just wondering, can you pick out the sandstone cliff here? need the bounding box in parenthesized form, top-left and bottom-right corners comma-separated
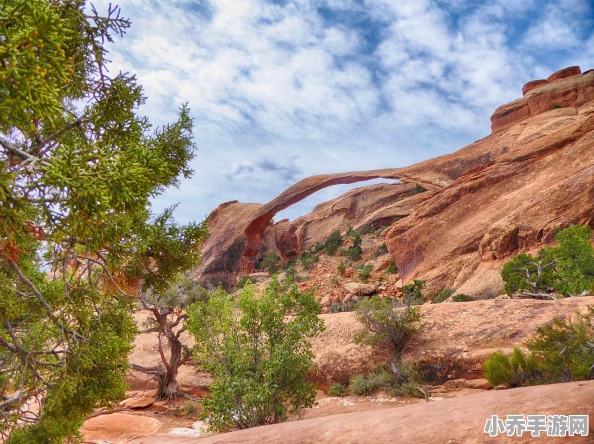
(196, 66, 594, 297)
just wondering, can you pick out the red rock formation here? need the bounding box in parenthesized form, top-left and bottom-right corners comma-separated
(197, 66, 594, 296)
(490, 66, 594, 133)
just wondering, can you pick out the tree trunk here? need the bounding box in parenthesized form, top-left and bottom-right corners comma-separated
(159, 334, 183, 400)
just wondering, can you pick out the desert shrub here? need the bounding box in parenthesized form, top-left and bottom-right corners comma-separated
(179, 400, 204, 418)
(300, 252, 320, 269)
(259, 251, 280, 273)
(324, 231, 343, 255)
(237, 275, 255, 289)
(283, 263, 297, 280)
(431, 288, 453, 303)
(356, 263, 372, 282)
(330, 301, 356, 313)
(349, 374, 377, 396)
(349, 365, 425, 398)
(355, 296, 423, 374)
(415, 184, 428, 194)
(484, 308, 594, 387)
(452, 293, 473, 302)
(342, 233, 363, 261)
(313, 243, 325, 254)
(527, 309, 594, 382)
(401, 280, 425, 305)
(328, 384, 347, 397)
(384, 363, 426, 398)
(344, 245, 362, 261)
(337, 260, 347, 276)
(377, 243, 389, 255)
(484, 347, 540, 387)
(551, 103, 562, 109)
(188, 278, 325, 433)
(501, 225, 594, 297)
(385, 260, 398, 274)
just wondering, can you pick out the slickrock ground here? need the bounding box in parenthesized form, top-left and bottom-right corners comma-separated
(313, 297, 594, 384)
(124, 381, 594, 444)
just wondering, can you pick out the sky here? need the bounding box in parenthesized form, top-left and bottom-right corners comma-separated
(92, 0, 594, 223)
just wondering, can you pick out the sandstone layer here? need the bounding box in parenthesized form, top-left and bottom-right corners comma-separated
(127, 380, 594, 443)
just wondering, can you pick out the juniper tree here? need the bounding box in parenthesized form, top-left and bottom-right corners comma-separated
(0, 1, 205, 441)
(501, 225, 594, 297)
(132, 274, 209, 400)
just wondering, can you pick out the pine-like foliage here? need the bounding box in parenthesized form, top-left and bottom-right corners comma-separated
(187, 278, 325, 433)
(0, 1, 206, 441)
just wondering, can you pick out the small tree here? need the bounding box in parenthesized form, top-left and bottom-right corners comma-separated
(324, 231, 343, 255)
(132, 274, 208, 399)
(187, 278, 325, 432)
(501, 250, 556, 297)
(501, 225, 594, 297)
(401, 280, 425, 305)
(259, 251, 280, 274)
(354, 296, 423, 377)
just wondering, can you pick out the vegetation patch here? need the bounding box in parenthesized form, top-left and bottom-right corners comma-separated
(484, 307, 594, 387)
(431, 288, 453, 303)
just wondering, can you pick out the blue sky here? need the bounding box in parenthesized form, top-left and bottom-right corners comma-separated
(92, 0, 594, 223)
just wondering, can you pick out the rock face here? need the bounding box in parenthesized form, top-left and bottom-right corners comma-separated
(196, 66, 594, 296)
(490, 66, 594, 133)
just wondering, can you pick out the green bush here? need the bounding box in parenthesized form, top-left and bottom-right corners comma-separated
(484, 308, 594, 387)
(313, 243, 325, 254)
(431, 288, 453, 303)
(551, 103, 562, 109)
(484, 347, 540, 387)
(385, 260, 398, 274)
(527, 310, 594, 382)
(354, 296, 423, 372)
(344, 245, 362, 261)
(259, 251, 280, 273)
(188, 278, 325, 433)
(324, 231, 343, 255)
(330, 301, 356, 313)
(385, 363, 426, 398)
(328, 383, 346, 397)
(452, 293, 473, 302)
(342, 233, 363, 261)
(355, 263, 372, 282)
(237, 275, 255, 289)
(377, 243, 388, 255)
(415, 184, 428, 194)
(349, 365, 425, 398)
(337, 260, 347, 276)
(179, 400, 204, 418)
(402, 280, 425, 305)
(300, 252, 320, 269)
(349, 374, 377, 396)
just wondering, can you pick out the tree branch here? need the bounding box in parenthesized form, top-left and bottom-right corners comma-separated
(0, 136, 49, 167)
(36, 119, 86, 154)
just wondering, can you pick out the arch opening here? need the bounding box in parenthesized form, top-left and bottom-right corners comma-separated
(274, 178, 401, 223)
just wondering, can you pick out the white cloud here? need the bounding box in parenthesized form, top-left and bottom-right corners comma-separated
(88, 0, 593, 223)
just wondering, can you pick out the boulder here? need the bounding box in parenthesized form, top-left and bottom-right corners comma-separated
(343, 282, 376, 296)
(120, 389, 158, 409)
(371, 254, 393, 272)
